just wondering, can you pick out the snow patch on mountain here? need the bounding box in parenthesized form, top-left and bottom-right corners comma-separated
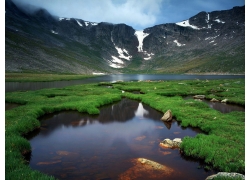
(84, 21, 98, 26)
(111, 56, 124, 64)
(107, 56, 125, 69)
(205, 35, 220, 40)
(92, 72, 105, 75)
(176, 20, 200, 30)
(76, 20, 82, 26)
(173, 40, 185, 47)
(134, 30, 149, 52)
(109, 63, 123, 68)
(51, 30, 58, 34)
(214, 19, 225, 23)
(115, 47, 132, 60)
(143, 51, 154, 60)
(206, 13, 212, 28)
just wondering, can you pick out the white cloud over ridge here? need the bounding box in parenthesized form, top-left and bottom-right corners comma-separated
(12, 0, 163, 30)
(11, 0, 245, 30)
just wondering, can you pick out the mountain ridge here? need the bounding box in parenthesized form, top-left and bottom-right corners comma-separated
(5, 0, 245, 74)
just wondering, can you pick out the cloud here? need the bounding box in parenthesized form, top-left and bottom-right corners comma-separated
(12, 0, 163, 30)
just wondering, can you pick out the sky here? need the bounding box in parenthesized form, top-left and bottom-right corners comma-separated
(11, 0, 245, 30)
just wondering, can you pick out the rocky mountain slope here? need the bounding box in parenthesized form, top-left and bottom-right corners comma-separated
(5, 0, 245, 74)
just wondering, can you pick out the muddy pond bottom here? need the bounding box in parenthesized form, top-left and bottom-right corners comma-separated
(26, 98, 217, 180)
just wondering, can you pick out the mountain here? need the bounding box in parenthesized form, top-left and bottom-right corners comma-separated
(5, 0, 245, 74)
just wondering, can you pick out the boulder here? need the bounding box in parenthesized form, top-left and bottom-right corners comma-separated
(221, 99, 228, 103)
(205, 172, 245, 180)
(193, 95, 205, 99)
(173, 138, 182, 147)
(210, 98, 219, 102)
(161, 110, 172, 121)
(159, 138, 182, 149)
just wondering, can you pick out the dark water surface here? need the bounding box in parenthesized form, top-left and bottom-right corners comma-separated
(27, 98, 218, 180)
(6, 74, 244, 92)
(183, 96, 245, 113)
(5, 102, 21, 110)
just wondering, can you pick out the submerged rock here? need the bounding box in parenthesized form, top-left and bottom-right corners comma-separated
(37, 160, 61, 165)
(118, 158, 174, 180)
(205, 172, 245, 180)
(193, 95, 205, 99)
(161, 110, 172, 121)
(159, 138, 182, 149)
(134, 135, 146, 141)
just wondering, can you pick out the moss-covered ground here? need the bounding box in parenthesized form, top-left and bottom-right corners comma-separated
(5, 78, 245, 179)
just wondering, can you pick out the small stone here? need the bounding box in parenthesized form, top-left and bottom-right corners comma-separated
(210, 98, 219, 102)
(161, 110, 172, 121)
(221, 99, 228, 103)
(159, 138, 182, 149)
(193, 95, 205, 99)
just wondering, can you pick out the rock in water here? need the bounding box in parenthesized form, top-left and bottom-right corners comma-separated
(159, 138, 182, 149)
(161, 110, 172, 121)
(193, 95, 205, 99)
(118, 158, 174, 180)
(205, 172, 245, 180)
(221, 99, 228, 103)
(210, 98, 219, 102)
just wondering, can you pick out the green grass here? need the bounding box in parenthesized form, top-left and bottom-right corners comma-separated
(5, 78, 245, 179)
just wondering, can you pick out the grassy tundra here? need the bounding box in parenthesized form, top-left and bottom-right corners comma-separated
(5, 78, 245, 179)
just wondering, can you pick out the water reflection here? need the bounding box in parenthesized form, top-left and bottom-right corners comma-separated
(135, 103, 149, 117)
(27, 98, 217, 180)
(205, 100, 244, 113)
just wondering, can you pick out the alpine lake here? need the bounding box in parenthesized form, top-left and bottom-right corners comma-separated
(5, 74, 245, 180)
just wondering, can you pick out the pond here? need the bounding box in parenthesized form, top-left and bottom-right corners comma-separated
(6, 74, 245, 92)
(26, 98, 218, 180)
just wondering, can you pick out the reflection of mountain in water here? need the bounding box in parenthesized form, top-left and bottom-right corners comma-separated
(97, 98, 138, 123)
(134, 103, 148, 117)
(28, 98, 163, 138)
